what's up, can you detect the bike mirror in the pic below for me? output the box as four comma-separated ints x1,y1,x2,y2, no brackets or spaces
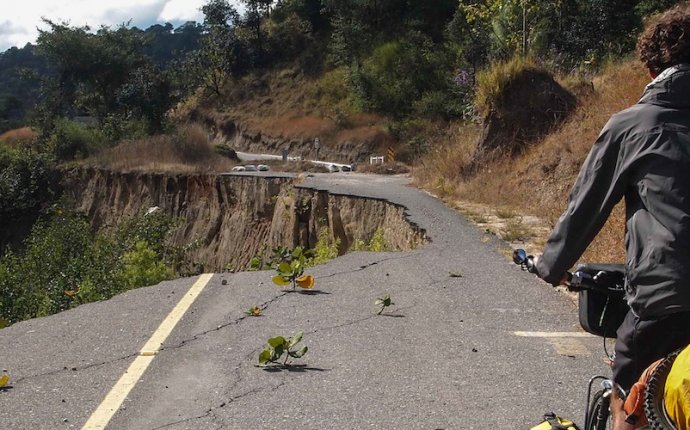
513,249,527,265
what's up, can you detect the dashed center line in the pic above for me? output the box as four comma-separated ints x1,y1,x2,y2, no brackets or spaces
514,331,594,357
514,331,594,338
82,273,214,430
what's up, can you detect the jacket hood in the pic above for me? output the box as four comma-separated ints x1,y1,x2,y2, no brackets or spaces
639,64,690,109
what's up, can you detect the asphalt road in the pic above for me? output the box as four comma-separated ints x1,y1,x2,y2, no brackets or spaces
0,173,611,429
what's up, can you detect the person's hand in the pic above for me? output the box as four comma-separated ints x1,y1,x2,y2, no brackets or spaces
533,255,569,286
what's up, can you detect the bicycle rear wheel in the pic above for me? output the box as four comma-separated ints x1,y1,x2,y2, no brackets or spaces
644,349,680,430
585,389,611,430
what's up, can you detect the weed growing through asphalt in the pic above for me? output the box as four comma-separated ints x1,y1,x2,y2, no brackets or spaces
375,294,394,315
245,306,262,316
272,247,315,291
0,372,9,389
249,245,292,271
258,331,308,367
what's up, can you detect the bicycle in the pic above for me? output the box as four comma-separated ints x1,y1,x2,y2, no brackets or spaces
513,249,629,430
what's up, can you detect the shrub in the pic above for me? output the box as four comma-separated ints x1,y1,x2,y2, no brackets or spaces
316,67,352,108
0,208,187,326
475,56,536,118
118,241,174,289
47,118,106,161
0,147,60,222
310,228,340,266
367,227,387,252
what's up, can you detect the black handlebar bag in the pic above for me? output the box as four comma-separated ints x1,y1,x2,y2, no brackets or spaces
575,264,629,338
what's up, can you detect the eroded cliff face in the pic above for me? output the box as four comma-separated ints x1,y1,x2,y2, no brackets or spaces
62,169,425,272
217,119,375,164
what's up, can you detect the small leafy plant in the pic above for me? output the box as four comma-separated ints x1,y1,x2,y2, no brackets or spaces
249,246,292,271
258,331,308,367
272,247,315,291
245,306,262,316
0,372,9,389
375,294,394,315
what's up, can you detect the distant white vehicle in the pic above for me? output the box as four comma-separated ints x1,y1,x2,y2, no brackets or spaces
231,166,246,172
326,164,340,173
257,164,270,171
244,164,258,171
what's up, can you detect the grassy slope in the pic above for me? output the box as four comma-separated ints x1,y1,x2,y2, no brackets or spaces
415,59,650,264
183,67,396,160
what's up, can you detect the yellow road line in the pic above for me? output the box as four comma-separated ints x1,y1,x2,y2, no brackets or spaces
82,273,214,430
514,331,594,338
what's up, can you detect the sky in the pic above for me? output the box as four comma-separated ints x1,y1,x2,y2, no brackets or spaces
0,0,243,52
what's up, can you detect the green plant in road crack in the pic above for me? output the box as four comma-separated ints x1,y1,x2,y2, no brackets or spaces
272,247,315,291
258,331,308,367
249,246,292,271
0,371,9,389
375,294,394,315
245,306,263,316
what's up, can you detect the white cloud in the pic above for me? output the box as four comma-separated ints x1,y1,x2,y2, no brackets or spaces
159,0,205,23
0,0,242,52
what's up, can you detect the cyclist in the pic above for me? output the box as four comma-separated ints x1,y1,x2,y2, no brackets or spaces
533,5,690,430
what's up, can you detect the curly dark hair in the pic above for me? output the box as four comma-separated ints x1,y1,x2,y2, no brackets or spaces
637,3,690,75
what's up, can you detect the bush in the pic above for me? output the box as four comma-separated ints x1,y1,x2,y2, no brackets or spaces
0,147,61,249
47,118,106,161
0,208,189,326
0,211,104,322
310,228,340,265
118,241,174,289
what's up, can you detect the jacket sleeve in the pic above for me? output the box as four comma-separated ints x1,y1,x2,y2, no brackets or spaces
536,118,629,285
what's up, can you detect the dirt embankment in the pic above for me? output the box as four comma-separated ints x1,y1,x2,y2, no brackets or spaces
188,110,394,165
61,168,425,272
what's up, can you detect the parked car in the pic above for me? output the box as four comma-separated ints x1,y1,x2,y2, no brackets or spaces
257,164,270,171
244,164,258,171
231,166,246,172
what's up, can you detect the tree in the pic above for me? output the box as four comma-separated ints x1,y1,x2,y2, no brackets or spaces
34,21,175,144
36,21,147,122
187,0,247,95
240,0,275,63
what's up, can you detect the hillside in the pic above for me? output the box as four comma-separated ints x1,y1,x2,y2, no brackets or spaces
414,59,650,264
166,50,645,268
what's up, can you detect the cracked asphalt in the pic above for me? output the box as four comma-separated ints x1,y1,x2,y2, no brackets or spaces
0,173,611,429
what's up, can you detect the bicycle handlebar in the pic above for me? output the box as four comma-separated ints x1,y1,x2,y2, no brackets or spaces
512,249,625,294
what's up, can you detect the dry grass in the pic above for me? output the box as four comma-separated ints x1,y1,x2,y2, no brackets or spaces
0,127,37,148
91,124,237,173
414,58,649,264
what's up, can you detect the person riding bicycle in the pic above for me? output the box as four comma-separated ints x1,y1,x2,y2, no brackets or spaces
533,5,690,430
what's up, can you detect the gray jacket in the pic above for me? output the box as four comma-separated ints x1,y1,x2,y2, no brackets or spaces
536,64,690,319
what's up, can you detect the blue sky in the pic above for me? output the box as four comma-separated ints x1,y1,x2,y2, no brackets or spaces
0,0,243,52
